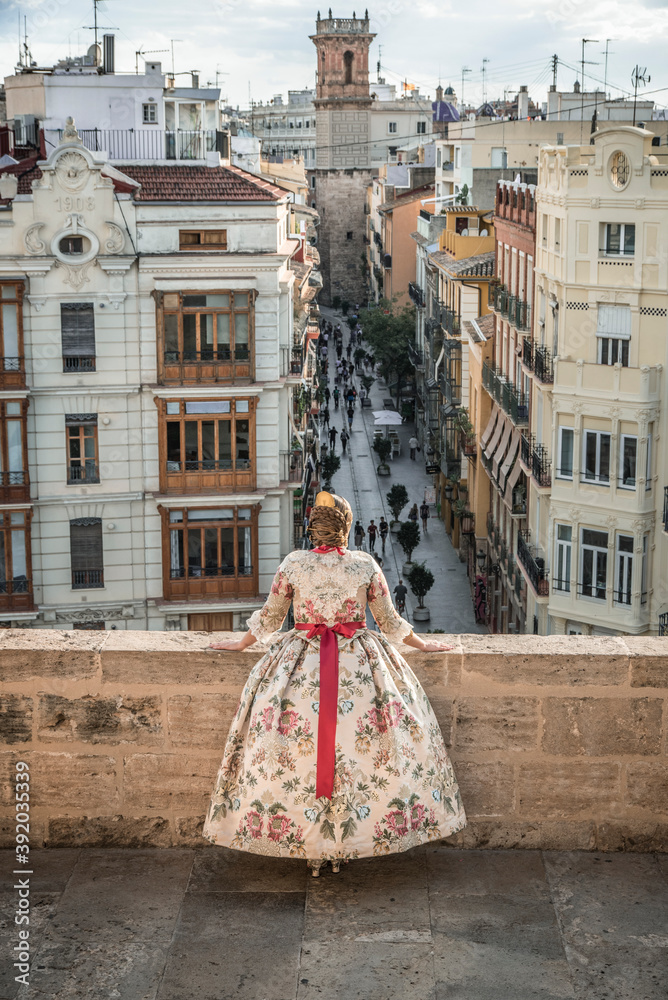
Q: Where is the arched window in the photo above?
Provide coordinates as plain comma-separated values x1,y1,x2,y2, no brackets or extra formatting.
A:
344,51,354,85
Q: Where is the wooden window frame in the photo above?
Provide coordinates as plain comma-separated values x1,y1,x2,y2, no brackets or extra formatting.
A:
0,508,33,611
157,396,257,494
179,230,228,250
157,289,255,385
70,517,104,590
0,399,30,503
66,414,100,484
0,282,26,388
159,504,259,601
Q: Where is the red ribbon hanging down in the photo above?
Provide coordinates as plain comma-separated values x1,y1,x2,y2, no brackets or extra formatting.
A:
312,544,346,555
295,620,366,799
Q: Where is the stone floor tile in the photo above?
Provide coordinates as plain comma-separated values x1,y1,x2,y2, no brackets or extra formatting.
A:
544,851,668,1000
303,850,430,942
426,847,551,900
0,848,81,892
296,940,436,1000
187,846,308,893
0,891,61,1000
158,891,305,1000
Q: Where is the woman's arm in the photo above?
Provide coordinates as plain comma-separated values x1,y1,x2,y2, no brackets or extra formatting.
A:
402,632,453,653
209,630,257,652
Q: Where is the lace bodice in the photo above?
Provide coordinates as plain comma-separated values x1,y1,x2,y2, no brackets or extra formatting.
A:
247,549,414,644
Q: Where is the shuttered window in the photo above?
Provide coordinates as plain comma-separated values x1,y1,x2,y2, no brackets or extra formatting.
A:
61,304,96,372
70,518,104,589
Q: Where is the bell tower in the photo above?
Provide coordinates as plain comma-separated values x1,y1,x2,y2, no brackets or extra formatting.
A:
310,11,376,304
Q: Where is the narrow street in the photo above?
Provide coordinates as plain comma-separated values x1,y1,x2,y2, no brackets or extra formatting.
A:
317,307,484,635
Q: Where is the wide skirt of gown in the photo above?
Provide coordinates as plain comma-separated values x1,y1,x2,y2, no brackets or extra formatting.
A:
203,627,466,862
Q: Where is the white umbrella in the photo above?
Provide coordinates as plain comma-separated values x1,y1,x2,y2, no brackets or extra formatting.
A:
373,410,403,438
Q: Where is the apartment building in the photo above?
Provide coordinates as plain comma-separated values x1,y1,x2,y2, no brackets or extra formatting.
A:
483,126,667,636
0,121,315,631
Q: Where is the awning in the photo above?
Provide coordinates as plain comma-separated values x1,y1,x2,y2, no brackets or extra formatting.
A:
499,429,520,493
492,418,513,479
480,407,498,449
484,408,505,461
506,453,523,493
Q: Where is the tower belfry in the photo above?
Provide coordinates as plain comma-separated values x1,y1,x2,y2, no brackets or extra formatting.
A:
310,12,376,303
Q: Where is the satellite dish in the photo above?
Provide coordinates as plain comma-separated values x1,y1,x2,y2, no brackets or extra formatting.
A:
480,228,488,236
460,228,469,237
468,112,476,121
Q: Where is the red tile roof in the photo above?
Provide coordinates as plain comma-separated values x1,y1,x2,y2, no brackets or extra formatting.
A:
115,163,285,203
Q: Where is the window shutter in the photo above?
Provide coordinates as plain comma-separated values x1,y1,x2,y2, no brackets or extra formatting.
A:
61,304,96,357
596,305,631,339
70,518,103,571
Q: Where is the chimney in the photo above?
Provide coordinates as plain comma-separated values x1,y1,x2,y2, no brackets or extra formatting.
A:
102,34,115,74
191,71,199,89
547,85,559,120
517,85,529,120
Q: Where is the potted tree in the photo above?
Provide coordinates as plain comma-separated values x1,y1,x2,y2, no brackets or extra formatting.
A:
453,498,474,534
397,520,421,576
373,436,392,476
321,453,341,491
407,562,435,622
386,484,409,533
360,373,375,408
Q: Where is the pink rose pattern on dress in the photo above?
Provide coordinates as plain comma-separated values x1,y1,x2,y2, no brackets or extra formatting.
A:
203,549,466,861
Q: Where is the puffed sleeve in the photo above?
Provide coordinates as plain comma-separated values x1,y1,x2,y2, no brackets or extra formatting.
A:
246,560,294,643
367,567,414,642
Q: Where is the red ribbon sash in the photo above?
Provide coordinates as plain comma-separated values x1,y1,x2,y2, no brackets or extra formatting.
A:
312,544,345,555
295,620,366,800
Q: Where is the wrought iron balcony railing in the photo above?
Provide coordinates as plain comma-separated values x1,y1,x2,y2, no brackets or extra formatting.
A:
534,345,554,384
482,362,528,425
72,569,104,590
517,530,549,596
520,433,551,488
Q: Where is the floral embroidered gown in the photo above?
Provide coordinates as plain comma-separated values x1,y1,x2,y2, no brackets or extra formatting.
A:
203,549,466,861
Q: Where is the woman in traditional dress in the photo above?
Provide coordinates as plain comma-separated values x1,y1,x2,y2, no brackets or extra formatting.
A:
203,492,466,877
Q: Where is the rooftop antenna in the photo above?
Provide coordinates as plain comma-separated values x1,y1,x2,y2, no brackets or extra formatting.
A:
461,65,471,107
551,54,558,90
377,44,382,82
170,39,182,79
481,58,489,105
580,38,599,139
602,39,615,97
83,0,119,53
632,65,651,127
135,47,168,75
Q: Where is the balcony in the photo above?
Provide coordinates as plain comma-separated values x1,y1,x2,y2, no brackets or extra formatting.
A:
52,127,228,162
0,471,30,505
439,370,461,407
72,569,104,590
522,338,533,371
408,282,426,308
63,356,96,373
492,283,509,316
67,464,100,485
508,296,532,332
280,450,303,484
440,307,461,338
374,232,383,250
517,530,549,597
511,484,527,517
408,343,424,369
281,347,303,378
161,349,252,385
520,433,552,488
461,432,477,458
534,346,554,385
482,362,528,426
0,357,25,390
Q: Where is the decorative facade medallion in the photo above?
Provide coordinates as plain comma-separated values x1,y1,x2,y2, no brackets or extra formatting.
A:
104,222,125,254
24,222,46,255
55,151,89,192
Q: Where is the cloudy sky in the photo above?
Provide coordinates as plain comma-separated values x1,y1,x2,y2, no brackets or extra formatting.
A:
1,0,667,112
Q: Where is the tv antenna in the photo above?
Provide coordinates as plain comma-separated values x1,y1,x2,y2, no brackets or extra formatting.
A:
481,58,489,105
83,0,119,52
632,65,651,126
135,48,169,75
602,39,615,96
461,65,471,106
170,39,182,79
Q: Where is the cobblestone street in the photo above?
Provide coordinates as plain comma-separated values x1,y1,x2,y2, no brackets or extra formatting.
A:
317,307,484,635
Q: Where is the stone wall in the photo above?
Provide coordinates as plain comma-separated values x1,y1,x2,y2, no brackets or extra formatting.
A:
314,168,372,306
1,631,666,851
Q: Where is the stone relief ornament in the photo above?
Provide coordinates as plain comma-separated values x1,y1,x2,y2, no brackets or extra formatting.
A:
24,222,46,255
55,258,96,291
59,116,82,144
104,222,125,254
55,151,89,192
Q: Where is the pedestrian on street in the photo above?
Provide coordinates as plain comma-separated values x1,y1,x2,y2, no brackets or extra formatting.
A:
340,427,349,454
354,521,366,550
324,386,330,403
346,341,353,360
323,406,330,428
367,519,378,552
333,386,340,409
351,386,358,406
394,579,408,614
336,343,343,360
420,501,430,533
379,517,389,553
347,405,354,430
408,503,419,523
409,435,420,460
329,426,337,451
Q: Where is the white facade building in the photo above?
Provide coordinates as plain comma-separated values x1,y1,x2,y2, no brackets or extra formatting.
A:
0,122,309,632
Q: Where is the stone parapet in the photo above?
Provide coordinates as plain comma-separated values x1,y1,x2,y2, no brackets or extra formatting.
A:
1,631,666,851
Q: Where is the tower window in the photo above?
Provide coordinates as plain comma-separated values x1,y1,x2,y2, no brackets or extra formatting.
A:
344,51,354,85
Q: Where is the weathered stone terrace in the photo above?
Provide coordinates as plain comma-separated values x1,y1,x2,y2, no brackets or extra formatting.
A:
1,631,666,851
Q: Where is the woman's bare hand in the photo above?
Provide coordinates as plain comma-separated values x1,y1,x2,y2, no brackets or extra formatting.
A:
420,641,455,652
208,639,246,651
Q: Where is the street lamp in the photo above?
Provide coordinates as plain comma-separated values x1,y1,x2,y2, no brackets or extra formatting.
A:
444,482,454,500
476,549,486,572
